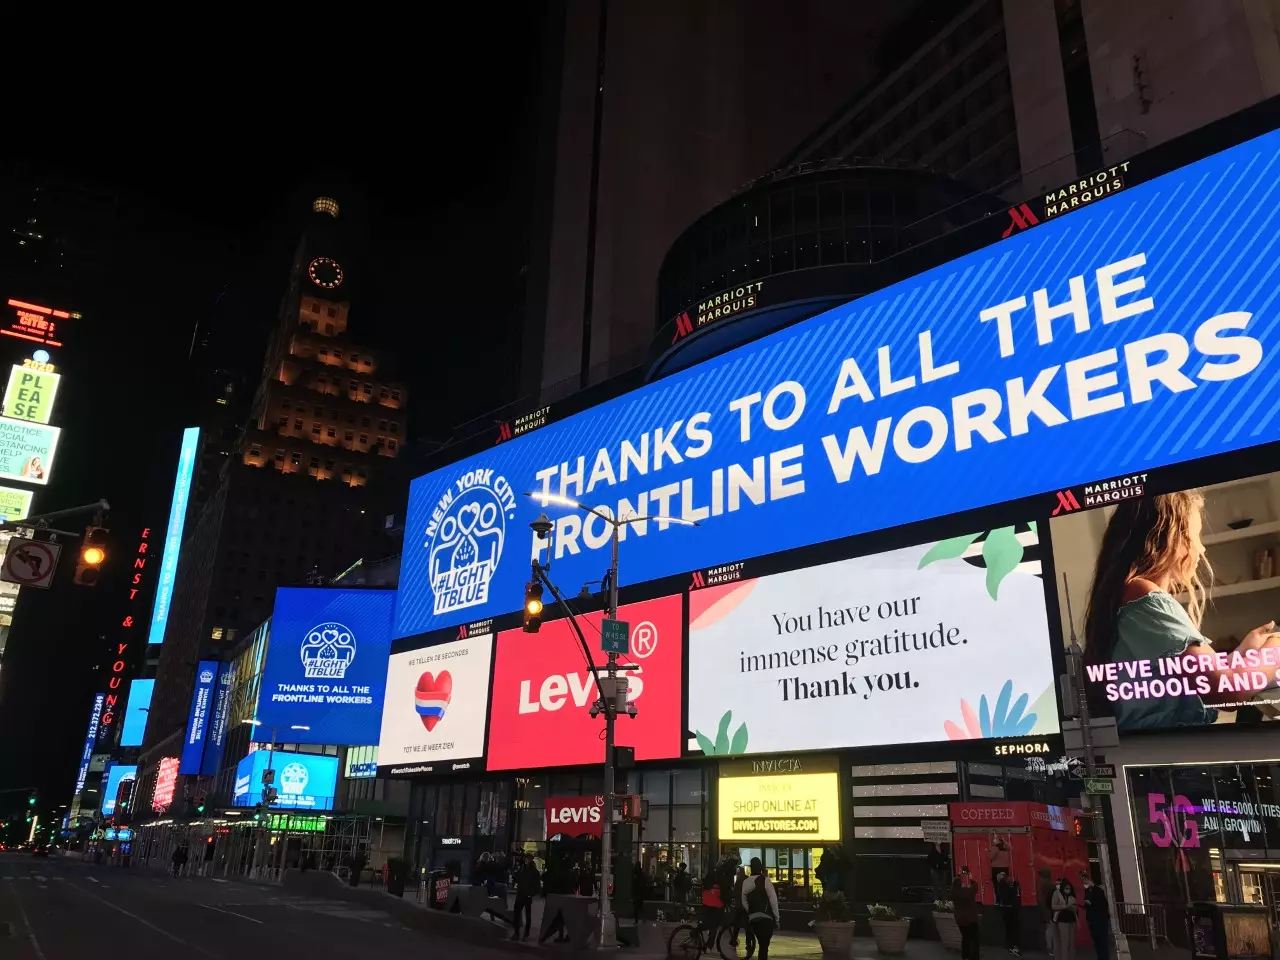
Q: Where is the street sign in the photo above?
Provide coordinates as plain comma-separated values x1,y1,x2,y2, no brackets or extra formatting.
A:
601,618,630,655
0,537,61,589
1084,778,1114,795
921,819,952,844
1069,762,1116,779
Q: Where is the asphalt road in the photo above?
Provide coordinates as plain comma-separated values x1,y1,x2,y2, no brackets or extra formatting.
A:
0,851,513,960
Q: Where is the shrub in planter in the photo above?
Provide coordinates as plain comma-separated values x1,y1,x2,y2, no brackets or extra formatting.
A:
867,903,911,955
814,892,855,957
931,899,961,951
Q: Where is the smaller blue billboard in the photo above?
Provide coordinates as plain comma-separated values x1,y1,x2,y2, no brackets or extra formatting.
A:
201,663,235,776
119,679,154,748
180,661,219,774
72,694,104,797
148,427,199,646
233,749,338,811
100,763,137,817
253,588,395,746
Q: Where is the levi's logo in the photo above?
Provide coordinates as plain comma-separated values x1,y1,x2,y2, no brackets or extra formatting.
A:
1051,489,1082,516
518,669,642,713
549,804,602,825
1001,203,1040,238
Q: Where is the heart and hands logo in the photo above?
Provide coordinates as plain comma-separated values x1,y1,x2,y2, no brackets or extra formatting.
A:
415,671,453,731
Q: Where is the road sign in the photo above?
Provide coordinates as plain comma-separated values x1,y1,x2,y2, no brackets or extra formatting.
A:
1069,762,1116,779
1084,778,1114,795
0,537,61,589
601,618,630,655
921,819,952,844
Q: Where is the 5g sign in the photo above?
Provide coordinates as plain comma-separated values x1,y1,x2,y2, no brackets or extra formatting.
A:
1148,793,1201,849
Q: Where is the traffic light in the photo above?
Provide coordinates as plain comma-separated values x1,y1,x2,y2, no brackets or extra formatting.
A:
523,580,544,633
195,792,206,815
73,527,108,586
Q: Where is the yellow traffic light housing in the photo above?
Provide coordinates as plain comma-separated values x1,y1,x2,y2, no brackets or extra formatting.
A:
74,526,108,586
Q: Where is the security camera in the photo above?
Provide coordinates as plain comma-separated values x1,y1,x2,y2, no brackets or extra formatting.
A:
589,702,602,719
530,513,554,539
626,703,638,719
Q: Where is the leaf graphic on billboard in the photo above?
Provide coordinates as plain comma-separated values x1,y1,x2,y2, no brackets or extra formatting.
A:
694,709,749,755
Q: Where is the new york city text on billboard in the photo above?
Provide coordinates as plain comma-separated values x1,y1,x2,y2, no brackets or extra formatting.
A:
395,127,1280,637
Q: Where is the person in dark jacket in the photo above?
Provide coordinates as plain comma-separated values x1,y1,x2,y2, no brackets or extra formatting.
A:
1081,873,1111,960
511,858,541,941
950,865,981,960
1038,868,1056,956
996,870,1023,956
632,861,647,922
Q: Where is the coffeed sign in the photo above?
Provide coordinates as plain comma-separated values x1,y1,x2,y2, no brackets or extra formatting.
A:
718,755,841,842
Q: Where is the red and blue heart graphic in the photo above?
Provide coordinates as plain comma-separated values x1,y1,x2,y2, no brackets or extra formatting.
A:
415,671,452,731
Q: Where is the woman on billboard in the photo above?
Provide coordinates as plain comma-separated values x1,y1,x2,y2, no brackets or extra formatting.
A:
1084,492,1280,730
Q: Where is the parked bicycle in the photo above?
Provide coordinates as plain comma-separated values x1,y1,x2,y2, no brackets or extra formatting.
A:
665,908,755,959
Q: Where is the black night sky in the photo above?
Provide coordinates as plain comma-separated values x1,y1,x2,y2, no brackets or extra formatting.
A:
0,15,547,800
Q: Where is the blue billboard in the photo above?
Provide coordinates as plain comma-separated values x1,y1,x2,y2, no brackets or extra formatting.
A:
396,127,1280,638
253,588,394,745
72,694,104,797
100,763,137,817
148,426,199,646
201,662,235,776
180,660,219,774
119,678,154,748
232,749,338,811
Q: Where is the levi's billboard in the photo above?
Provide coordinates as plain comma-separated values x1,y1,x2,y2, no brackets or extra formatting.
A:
545,796,605,839
396,128,1280,639
486,594,682,771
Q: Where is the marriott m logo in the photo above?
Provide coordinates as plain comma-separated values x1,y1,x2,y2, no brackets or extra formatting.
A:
689,570,706,590
494,422,513,444
671,312,694,344
457,624,470,639
1051,489,1082,516
1001,203,1040,239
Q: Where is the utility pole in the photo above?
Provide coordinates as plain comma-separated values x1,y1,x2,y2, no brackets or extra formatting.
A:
1064,575,1130,960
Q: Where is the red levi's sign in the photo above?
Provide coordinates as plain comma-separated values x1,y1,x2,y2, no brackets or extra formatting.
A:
487,594,683,771
545,796,606,839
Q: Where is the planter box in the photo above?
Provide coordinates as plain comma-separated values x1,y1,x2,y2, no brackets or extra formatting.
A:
870,917,911,955
814,920,856,958
933,912,961,951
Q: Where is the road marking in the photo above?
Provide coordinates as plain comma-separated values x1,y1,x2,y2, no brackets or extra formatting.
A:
64,882,220,958
212,878,228,883
200,903,263,924
7,882,47,960
85,876,100,884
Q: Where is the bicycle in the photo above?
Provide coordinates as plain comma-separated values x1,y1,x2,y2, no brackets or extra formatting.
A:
665,910,756,959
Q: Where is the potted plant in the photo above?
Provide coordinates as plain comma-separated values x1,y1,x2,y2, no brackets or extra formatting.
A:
813,892,856,957
931,899,961,951
867,903,911,955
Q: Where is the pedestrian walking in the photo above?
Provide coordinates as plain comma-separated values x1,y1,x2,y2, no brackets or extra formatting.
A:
632,860,647,922
673,862,691,905
741,857,778,960
951,865,982,960
730,865,755,955
996,869,1023,956
1052,878,1079,960
1038,868,1056,956
511,857,541,941
1081,873,1111,960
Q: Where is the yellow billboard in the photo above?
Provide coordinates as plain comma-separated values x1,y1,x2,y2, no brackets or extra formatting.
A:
3,365,60,424
718,769,841,842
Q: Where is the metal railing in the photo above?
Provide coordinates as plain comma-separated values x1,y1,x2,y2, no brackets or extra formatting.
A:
1116,901,1168,947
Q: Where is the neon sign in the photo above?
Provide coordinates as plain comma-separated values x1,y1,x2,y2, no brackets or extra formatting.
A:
149,427,199,646
98,527,152,740
152,757,179,811
3,299,77,348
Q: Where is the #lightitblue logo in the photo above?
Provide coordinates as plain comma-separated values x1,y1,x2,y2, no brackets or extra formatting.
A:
300,622,356,679
279,761,310,798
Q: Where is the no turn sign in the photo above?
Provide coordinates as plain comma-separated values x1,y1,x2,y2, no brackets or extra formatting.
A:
1,537,62,589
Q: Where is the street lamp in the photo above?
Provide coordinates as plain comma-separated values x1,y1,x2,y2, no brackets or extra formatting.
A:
527,492,698,948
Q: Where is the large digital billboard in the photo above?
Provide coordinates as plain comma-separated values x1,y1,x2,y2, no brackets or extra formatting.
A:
1051,468,1280,732
100,763,137,817
0,417,58,485
148,427,199,646
201,663,235,776
378,633,493,775
0,486,33,522
119,679,154,748
396,127,1280,638
179,660,218,773
688,533,1058,755
72,694,104,797
233,749,338,811
486,594,683,771
254,588,394,745
2,365,60,424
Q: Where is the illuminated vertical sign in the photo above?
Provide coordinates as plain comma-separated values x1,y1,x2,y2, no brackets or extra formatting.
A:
201,663,235,776
148,427,199,646
2,364,60,423
98,527,153,741
152,757,179,812
72,694,105,797
180,660,218,774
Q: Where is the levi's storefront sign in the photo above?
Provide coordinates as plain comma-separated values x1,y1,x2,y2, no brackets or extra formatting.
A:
718,756,840,842
395,127,1280,640
486,594,682,771
546,796,606,839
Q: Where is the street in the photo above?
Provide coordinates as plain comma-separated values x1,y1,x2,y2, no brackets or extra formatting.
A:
0,852,513,960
